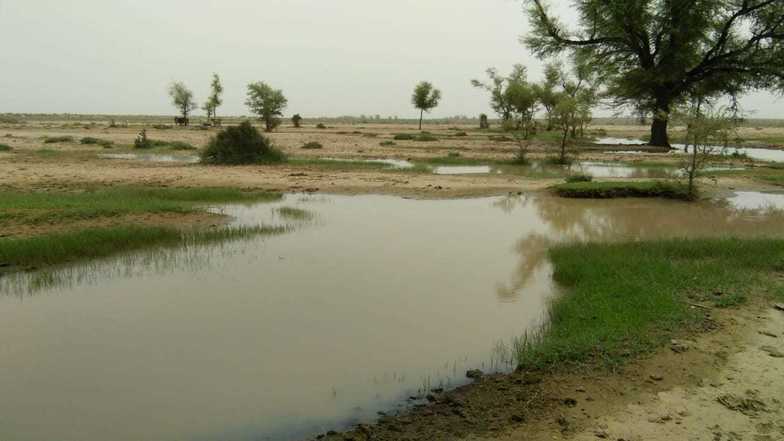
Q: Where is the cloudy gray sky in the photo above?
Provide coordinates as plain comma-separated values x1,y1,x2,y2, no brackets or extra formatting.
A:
1,0,781,119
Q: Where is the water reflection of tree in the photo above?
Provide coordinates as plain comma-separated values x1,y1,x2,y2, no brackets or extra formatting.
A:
495,193,784,303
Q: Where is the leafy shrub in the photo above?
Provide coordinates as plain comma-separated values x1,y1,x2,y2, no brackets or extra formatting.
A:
0,143,11,151
302,142,323,150
415,133,438,142
565,174,593,183
80,137,114,148
380,141,397,146
393,133,415,140
316,123,327,129
455,131,468,137
201,121,285,165
489,135,513,142
44,136,74,144
363,133,379,138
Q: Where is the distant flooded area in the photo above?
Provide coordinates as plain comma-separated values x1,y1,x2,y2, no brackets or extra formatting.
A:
2,193,784,441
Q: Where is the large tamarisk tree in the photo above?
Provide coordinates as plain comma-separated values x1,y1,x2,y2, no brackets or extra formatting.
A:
524,0,784,147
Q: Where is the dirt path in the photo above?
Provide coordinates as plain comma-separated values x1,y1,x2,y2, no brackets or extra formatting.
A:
461,305,784,441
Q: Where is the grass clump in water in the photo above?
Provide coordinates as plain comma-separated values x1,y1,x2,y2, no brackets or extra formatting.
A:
201,121,285,165
554,181,692,200
275,206,314,221
516,239,784,370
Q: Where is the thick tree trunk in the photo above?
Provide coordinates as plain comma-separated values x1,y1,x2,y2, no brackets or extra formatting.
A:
649,96,671,148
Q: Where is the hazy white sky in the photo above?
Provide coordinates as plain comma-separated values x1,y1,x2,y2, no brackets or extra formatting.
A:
1,0,781,118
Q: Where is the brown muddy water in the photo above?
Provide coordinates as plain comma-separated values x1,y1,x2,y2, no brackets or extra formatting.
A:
2,193,784,441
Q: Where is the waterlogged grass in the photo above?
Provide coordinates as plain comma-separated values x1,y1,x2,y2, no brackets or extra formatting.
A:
275,206,314,221
516,239,784,370
554,181,692,200
0,225,288,269
289,158,392,171
137,139,196,150
0,187,282,225
43,136,75,144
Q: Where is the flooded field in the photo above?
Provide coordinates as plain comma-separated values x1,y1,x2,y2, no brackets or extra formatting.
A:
594,137,784,162
2,193,784,441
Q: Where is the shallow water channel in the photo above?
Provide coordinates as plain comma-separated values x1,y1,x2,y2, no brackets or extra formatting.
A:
2,193,784,441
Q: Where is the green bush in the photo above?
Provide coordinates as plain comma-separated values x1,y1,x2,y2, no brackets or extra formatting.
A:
554,181,692,200
380,141,397,147
393,133,415,140
201,121,285,165
415,133,438,142
565,174,593,183
316,123,327,129
455,131,468,137
44,136,74,144
0,115,22,124
0,143,11,151
301,142,323,149
80,137,114,148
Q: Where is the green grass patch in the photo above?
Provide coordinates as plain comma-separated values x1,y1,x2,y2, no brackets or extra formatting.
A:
0,187,282,225
138,139,196,150
288,158,391,171
35,148,61,157
565,174,593,183
554,181,692,200
516,239,784,370
0,224,287,269
80,137,114,148
301,142,323,150
0,143,11,151
379,141,397,147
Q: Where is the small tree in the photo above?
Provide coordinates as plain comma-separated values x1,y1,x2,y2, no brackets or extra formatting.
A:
168,82,197,123
412,81,442,130
533,63,561,131
552,94,578,164
203,74,224,122
506,80,539,139
246,82,288,132
292,114,303,128
479,114,489,129
679,106,737,199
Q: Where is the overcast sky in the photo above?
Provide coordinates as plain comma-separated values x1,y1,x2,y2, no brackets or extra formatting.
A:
1,0,782,118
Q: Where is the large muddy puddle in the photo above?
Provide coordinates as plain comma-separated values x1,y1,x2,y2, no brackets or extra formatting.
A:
594,137,784,162
2,194,784,441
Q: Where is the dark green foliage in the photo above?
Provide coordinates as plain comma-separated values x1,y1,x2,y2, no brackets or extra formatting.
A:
414,133,438,142
316,123,327,129
565,174,593,183
301,142,323,150
0,115,22,124
380,141,397,146
0,144,11,151
80,137,114,148
412,81,442,130
292,114,303,128
554,181,692,200
525,0,784,146
455,131,468,137
393,133,415,140
43,136,74,144
201,121,285,165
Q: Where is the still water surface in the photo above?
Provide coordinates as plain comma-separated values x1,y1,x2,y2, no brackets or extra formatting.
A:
2,194,784,441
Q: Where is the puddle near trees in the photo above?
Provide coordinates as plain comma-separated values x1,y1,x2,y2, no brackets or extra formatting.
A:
727,191,784,211
98,153,200,163
3,194,784,441
433,165,494,175
595,137,784,163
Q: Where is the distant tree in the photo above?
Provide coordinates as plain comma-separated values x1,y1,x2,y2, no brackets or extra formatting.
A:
532,63,561,131
505,79,539,138
472,67,523,123
168,82,197,123
411,81,442,130
552,94,579,164
524,0,784,147
246,82,288,132
479,113,490,129
292,114,303,128
203,74,224,122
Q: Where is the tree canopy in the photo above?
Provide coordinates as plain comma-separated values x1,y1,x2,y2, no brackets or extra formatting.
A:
246,82,288,132
203,74,224,121
411,81,442,130
168,82,197,120
524,0,784,147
